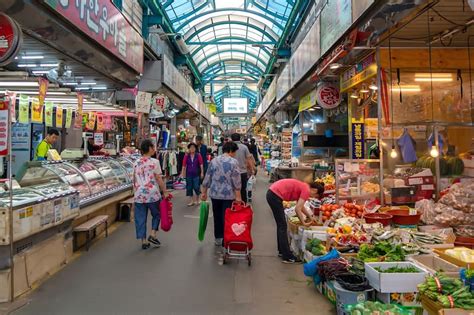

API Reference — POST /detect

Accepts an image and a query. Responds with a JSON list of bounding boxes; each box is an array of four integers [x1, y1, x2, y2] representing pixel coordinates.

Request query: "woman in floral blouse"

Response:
[[134, 139, 170, 250], [201, 141, 242, 246]]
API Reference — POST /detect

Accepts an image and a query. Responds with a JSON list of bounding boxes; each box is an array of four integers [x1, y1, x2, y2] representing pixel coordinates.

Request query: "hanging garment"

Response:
[[169, 152, 178, 175], [397, 129, 417, 163]]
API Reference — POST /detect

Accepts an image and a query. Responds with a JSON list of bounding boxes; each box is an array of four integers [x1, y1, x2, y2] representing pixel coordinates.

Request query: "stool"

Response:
[[73, 215, 109, 251]]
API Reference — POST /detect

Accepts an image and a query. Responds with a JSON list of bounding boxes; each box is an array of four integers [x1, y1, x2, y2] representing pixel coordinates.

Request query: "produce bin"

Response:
[[434, 248, 473, 269], [365, 262, 428, 293], [420, 294, 473, 315], [409, 254, 461, 278], [333, 280, 373, 305]]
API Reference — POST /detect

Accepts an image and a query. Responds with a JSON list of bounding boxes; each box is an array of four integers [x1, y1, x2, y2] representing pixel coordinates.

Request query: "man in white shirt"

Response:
[[231, 133, 255, 203]]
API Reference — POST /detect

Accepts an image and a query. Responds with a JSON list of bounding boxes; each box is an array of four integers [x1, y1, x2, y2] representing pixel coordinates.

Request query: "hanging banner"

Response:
[[316, 83, 342, 109], [208, 103, 217, 114], [38, 77, 49, 107], [86, 112, 97, 130], [352, 119, 365, 159], [0, 96, 9, 156], [65, 108, 73, 128], [298, 90, 317, 112], [18, 94, 29, 124], [6, 91, 16, 123], [44, 101, 54, 127], [56, 106, 63, 128], [96, 113, 104, 131], [31, 99, 43, 123], [135, 91, 152, 113], [124, 108, 129, 129], [74, 92, 83, 129], [103, 114, 111, 130], [152, 94, 167, 111]]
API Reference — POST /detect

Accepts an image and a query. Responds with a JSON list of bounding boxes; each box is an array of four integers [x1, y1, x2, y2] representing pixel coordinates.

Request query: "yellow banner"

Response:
[[56, 106, 63, 128], [298, 90, 316, 112], [96, 113, 104, 131], [65, 108, 73, 128], [19, 95, 29, 124], [38, 77, 49, 107], [31, 99, 43, 123], [86, 112, 96, 130], [208, 103, 217, 114], [45, 101, 54, 127], [340, 63, 377, 92]]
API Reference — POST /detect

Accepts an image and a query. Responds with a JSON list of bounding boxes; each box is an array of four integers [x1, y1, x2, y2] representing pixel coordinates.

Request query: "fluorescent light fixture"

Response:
[[81, 82, 97, 85], [0, 90, 67, 96], [92, 86, 107, 90], [172, 109, 180, 113], [308, 108, 316, 111], [40, 63, 59, 67], [414, 73, 453, 82], [32, 70, 50, 74], [63, 82, 78, 86], [391, 85, 421, 92], [0, 81, 39, 87], [415, 78, 453, 82], [17, 64, 37, 68], [329, 63, 342, 70], [303, 123, 310, 127], [75, 87, 92, 90], [21, 55, 44, 60], [283, 120, 290, 124]]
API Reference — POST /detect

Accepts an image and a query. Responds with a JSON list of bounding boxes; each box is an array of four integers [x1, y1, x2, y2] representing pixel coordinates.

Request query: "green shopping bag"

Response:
[[198, 201, 209, 241]]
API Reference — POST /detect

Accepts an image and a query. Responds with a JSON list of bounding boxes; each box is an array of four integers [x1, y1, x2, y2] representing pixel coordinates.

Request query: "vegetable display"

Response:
[[305, 238, 326, 256], [357, 242, 406, 262], [418, 274, 474, 309], [346, 301, 411, 315], [374, 266, 420, 273], [318, 258, 350, 282]]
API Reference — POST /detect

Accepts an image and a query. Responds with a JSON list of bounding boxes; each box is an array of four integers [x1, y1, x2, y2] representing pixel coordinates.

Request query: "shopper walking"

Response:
[[195, 135, 208, 174], [217, 137, 225, 156], [181, 143, 204, 206], [201, 142, 242, 246], [133, 139, 170, 250], [248, 138, 261, 168], [230, 133, 255, 203], [266, 179, 324, 263]]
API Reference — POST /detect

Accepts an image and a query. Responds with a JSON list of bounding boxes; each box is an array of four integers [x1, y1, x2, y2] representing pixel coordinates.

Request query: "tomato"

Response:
[[331, 205, 339, 211], [322, 216, 328, 221], [324, 211, 331, 217], [357, 211, 363, 217]]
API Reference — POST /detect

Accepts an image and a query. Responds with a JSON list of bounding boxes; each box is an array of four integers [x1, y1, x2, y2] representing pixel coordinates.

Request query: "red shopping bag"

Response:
[[224, 201, 253, 251], [160, 194, 173, 232]]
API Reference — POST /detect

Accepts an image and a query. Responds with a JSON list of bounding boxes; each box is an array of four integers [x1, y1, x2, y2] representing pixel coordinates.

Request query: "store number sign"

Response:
[[43, 0, 144, 73], [352, 120, 365, 159]]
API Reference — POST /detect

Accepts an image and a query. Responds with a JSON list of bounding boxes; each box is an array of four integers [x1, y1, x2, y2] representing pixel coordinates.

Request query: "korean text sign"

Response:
[[44, 0, 144, 73], [352, 120, 365, 159]]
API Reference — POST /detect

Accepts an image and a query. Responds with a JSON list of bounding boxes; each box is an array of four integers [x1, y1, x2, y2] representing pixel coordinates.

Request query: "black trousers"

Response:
[[211, 198, 233, 239], [266, 189, 292, 259], [240, 172, 248, 203]]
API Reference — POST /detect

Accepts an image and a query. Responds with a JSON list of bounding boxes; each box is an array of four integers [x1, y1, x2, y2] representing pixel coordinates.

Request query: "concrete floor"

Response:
[[13, 174, 335, 315]]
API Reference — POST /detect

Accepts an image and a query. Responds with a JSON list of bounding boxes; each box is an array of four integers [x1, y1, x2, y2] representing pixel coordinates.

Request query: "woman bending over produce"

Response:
[[267, 179, 324, 264]]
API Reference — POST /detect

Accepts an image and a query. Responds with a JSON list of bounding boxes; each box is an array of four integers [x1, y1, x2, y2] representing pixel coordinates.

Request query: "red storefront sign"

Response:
[[43, 0, 143, 73], [0, 96, 9, 157], [316, 83, 341, 109], [0, 13, 22, 66]]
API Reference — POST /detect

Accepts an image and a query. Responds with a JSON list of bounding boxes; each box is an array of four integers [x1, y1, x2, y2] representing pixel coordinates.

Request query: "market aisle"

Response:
[[13, 174, 335, 315]]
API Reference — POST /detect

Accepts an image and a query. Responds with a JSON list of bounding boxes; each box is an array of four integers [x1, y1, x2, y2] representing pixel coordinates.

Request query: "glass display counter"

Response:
[[335, 159, 382, 203]]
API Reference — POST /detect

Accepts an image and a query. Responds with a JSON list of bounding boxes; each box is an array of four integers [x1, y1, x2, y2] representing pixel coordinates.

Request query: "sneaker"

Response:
[[148, 236, 161, 247], [215, 238, 223, 246], [278, 253, 283, 258], [282, 256, 303, 264], [187, 202, 195, 207], [142, 243, 150, 250]]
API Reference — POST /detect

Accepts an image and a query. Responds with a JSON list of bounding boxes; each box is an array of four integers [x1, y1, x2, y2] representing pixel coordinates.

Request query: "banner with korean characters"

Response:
[[352, 119, 365, 159], [0, 96, 9, 156], [45, 101, 54, 127], [103, 114, 112, 130], [6, 91, 16, 123], [65, 108, 73, 128], [86, 112, 97, 130], [43, 0, 144, 73], [56, 106, 63, 128], [74, 92, 83, 129], [19, 94, 29, 124], [135, 91, 152, 113], [31, 99, 43, 123], [96, 113, 104, 131], [38, 77, 49, 107]]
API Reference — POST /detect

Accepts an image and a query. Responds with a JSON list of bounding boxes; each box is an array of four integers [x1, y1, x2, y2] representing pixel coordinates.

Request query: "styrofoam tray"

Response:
[[365, 262, 428, 293]]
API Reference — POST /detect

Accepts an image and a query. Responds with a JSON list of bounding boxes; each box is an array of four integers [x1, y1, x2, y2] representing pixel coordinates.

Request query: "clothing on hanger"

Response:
[[397, 129, 417, 163]]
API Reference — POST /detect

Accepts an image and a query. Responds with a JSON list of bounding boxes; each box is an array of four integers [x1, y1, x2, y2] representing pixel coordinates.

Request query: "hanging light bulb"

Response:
[[390, 145, 398, 158], [369, 81, 378, 91], [350, 90, 359, 99], [430, 145, 439, 157], [360, 85, 370, 93]]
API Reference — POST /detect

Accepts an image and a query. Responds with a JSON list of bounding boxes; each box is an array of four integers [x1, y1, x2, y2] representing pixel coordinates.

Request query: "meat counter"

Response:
[[16, 156, 138, 209]]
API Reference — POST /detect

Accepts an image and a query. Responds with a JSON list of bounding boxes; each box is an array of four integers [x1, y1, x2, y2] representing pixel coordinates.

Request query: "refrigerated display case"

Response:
[[16, 156, 134, 208], [335, 159, 382, 203]]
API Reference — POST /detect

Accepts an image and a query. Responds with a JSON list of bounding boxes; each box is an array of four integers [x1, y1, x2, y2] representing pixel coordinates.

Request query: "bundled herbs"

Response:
[[357, 241, 406, 262], [374, 266, 420, 273], [418, 274, 474, 310], [346, 301, 411, 315]]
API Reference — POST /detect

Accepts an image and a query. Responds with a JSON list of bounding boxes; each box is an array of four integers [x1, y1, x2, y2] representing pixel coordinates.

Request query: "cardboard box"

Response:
[[409, 254, 460, 278], [434, 248, 473, 269], [0, 254, 31, 302], [420, 294, 474, 315], [365, 262, 428, 293], [377, 291, 420, 307]]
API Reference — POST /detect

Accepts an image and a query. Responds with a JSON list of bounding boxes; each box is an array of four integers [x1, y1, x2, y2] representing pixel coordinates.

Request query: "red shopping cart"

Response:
[[223, 201, 253, 266]]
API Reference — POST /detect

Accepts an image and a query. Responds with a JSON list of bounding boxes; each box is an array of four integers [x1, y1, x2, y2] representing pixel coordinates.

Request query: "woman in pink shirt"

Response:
[[267, 179, 324, 264]]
